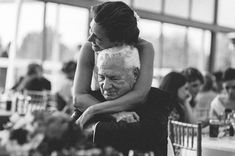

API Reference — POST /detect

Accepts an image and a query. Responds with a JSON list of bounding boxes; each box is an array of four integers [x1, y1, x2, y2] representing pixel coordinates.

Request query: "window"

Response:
[[0, 1, 16, 88], [45, 3, 89, 62], [164, 0, 189, 18], [214, 33, 235, 71], [138, 19, 161, 68], [0, 2, 15, 58], [133, 0, 162, 13], [16, 1, 44, 60], [187, 28, 211, 72], [162, 23, 186, 70], [191, 0, 214, 23], [138, 19, 161, 87], [218, 0, 235, 28]]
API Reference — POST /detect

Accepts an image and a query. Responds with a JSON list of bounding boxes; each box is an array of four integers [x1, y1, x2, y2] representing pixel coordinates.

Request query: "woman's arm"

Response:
[[73, 42, 100, 111], [184, 99, 197, 123], [76, 39, 154, 127], [89, 39, 154, 114], [77, 39, 154, 126]]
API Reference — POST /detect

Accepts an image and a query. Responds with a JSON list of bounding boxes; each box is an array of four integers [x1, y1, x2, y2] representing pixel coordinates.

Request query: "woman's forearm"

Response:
[[73, 94, 100, 112], [89, 90, 146, 115], [89, 39, 154, 115], [184, 102, 197, 123]]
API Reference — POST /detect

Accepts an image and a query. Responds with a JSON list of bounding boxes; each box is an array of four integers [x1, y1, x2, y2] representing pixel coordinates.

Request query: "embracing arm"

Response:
[[87, 39, 154, 115], [73, 42, 100, 111]]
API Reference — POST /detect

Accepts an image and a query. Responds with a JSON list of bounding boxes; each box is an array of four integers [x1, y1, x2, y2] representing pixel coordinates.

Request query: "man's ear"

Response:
[[133, 68, 140, 81]]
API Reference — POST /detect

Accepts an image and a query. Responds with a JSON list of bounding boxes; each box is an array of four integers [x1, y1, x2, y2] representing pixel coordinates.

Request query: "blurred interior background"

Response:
[[1, 0, 235, 91]]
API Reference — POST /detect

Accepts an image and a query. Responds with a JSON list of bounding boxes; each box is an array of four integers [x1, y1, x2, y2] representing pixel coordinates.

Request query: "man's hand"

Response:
[[111, 111, 140, 123]]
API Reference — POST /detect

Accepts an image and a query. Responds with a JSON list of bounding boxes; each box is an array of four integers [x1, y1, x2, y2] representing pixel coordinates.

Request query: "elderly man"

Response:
[[74, 46, 171, 155]]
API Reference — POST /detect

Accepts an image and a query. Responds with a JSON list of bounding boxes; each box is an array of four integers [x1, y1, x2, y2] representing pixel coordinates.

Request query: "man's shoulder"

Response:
[[148, 87, 172, 101], [144, 87, 173, 112]]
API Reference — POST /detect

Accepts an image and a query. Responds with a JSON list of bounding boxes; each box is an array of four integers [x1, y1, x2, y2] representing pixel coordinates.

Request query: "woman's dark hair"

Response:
[[222, 68, 235, 82], [201, 73, 216, 92], [91, 1, 139, 45], [159, 71, 187, 121], [181, 67, 204, 84], [159, 71, 187, 99], [27, 63, 42, 76]]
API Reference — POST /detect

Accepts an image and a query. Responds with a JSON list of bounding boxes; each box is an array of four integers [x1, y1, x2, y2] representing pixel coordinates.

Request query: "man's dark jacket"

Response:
[[89, 87, 172, 156]]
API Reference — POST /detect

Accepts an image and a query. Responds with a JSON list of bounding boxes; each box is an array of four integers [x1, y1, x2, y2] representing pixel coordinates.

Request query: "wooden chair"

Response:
[[168, 120, 202, 156], [22, 90, 50, 112]]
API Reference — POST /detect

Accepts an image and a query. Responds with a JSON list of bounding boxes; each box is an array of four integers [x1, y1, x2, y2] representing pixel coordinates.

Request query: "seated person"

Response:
[[75, 46, 172, 156], [55, 61, 77, 114], [181, 67, 204, 108], [12, 63, 51, 91], [194, 73, 217, 121], [209, 68, 235, 119], [159, 71, 196, 123]]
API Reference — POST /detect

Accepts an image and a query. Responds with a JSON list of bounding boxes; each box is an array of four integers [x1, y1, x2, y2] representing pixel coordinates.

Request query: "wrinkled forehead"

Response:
[[98, 53, 125, 71]]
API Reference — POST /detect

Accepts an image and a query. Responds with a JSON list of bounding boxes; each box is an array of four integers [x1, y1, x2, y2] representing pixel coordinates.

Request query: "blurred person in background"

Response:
[[209, 68, 235, 119], [181, 67, 204, 108], [12, 63, 51, 91], [194, 73, 218, 122], [212, 70, 223, 93], [159, 71, 196, 123], [55, 60, 77, 115]]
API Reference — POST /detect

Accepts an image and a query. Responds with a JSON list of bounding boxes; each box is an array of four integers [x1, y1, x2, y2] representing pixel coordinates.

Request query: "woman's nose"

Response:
[[88, 33, 95, 43]]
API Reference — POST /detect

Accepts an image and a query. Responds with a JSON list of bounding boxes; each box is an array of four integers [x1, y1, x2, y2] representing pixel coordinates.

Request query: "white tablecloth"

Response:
[[182, 135, 235, 156]]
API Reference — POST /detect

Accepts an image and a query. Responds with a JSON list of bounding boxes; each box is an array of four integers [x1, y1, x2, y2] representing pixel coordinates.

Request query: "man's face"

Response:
[[98, 60, 136, 100], [223, 79, 235, 99], [88, 20, 116, 52], [187, 80, 202, 98]]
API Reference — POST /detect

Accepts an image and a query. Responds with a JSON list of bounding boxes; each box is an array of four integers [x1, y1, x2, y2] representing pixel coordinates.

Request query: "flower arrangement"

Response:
[[0, 111, 122, 156]]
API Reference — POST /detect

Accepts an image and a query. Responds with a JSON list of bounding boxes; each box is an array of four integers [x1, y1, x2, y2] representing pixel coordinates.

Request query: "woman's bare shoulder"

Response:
[[78, 41, 95, 66], [136, 38, 154, 56], [137, 38, 153, 48]]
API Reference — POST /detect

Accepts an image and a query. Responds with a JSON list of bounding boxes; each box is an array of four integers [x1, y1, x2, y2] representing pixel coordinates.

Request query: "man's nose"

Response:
[[103, 79, 112, 90]]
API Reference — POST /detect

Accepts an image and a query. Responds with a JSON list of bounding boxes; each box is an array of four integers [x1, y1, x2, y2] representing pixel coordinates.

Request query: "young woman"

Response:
[[159, 71, 196, 123], [73, 1, 154, 127]]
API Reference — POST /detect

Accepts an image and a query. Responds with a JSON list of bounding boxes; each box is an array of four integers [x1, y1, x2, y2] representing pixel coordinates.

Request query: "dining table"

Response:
[[201, 135, 235, 156], [182, 127, 235, 156]]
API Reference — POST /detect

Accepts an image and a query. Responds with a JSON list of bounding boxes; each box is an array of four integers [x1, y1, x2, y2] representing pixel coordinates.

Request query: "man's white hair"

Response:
[[97, 45, 140, 70]]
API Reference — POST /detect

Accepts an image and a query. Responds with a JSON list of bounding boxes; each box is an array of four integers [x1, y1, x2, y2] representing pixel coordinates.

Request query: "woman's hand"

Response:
[[111, 111, 140, 123], [75, 107, 94, 129]]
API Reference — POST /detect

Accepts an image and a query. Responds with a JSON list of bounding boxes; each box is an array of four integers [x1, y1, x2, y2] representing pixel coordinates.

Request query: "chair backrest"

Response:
[[22, 90, 50, 112], [168, 120, 202, 156]]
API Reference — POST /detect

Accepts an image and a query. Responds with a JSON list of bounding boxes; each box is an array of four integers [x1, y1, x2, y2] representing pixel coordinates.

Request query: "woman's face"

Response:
[[177, 83, 189, 101], [88, 20, 116, 52]]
